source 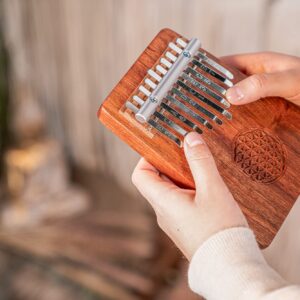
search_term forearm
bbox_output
[188,227,300,300]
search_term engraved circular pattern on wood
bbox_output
[234,129,286,184]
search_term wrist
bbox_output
[188,227,285,299]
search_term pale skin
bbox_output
[132,52,300,261]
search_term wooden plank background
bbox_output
[2,0,300,195]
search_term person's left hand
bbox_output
[132,132,248,260]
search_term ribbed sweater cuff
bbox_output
[188,227,286,300]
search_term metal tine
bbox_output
[192,59,233,87]
[176,81,223,115]
[197,50,234,80]
[139,85,151,97]
[160,102,203,134]
[176,81,232,120]
[126,101,139,113]
[153,111,187,136]
[171,88,222,125]
[175,38,234,84]
[133,95,144,106]
[186,66,227,95]
[166,94,213,129]
[169,42,182,54]
[145,78,157,89]
[176,38,187,48]
[161,58,172,69]
[148,69,162,82]
[156,64,167,75]
[166,51,177,63]
[181,72,230,108]
[136,38,201,124]
[148,119,182,146]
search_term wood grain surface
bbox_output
[98,28,300,248]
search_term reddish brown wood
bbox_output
[98,28,300,248]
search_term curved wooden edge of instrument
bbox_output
[98,105,195,188]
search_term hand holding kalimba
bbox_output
[131,52,300,258]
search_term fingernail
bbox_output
[226,86,244,102]
[185,132,204,148]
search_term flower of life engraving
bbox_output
[234,129,286,184]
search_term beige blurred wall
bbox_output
[2,0,300,194]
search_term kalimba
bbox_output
[98,28,300,248]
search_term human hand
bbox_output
[132,132,248,261]
[223,52,300,107]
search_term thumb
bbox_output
[226,70,300,105]
[184,132,221,191]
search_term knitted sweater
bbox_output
[188,227,300,300]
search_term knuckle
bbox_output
[249,74,268,90]
[156,196,171,213]
[156,217,167,233]
[131,170,139,186]
[156,217,163,228]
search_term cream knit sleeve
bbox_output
[188,227,300,300]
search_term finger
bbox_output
[134,158,159,175]
[132,158,178,207]
[184,132,222,193]
[221,53,272,75]
[221,52,299,75]
[226,69,300,105]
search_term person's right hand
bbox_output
[223,52,300,107]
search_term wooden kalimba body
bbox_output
[98,28,300,248]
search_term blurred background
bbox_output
[0,0,300,299]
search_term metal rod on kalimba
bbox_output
[124,34,236,145]
[135,38,201,124]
